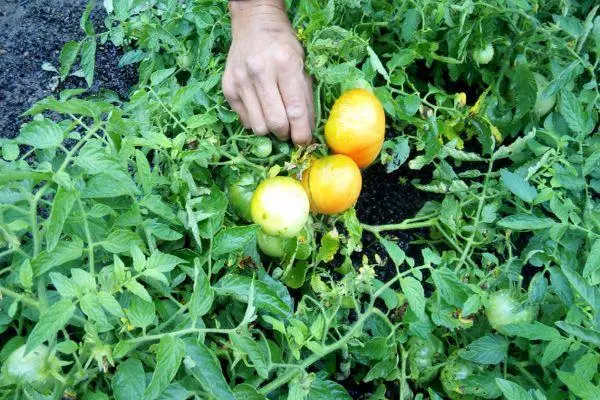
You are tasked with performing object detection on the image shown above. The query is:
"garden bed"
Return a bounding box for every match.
[0,1,599,400]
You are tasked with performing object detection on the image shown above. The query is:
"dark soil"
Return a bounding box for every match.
[0,0,136,139]
[356,162,437,281]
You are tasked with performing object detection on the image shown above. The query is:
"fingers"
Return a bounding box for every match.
[304,74,316,132]
[222,70,250,128]
[277,61,312,145]
[248,57,290,140]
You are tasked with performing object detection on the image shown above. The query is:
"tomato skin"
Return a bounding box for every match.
[407,335,445,384]
[251,176,309,238]
[533,73,556,116]
[0,345,54,393]
[228,173,255,222]
[473,44,494,65]
[257,230,290,258]
[325,89,385,168]
[485,290,537,334]
[176,51,193,70]
[251,137,273,158]
[301,154,362,215]
[440,353,478,400]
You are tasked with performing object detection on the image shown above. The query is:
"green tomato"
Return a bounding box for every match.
[440,353,477,400]
[473,43,494,65]
[257,230,291,258]
[407,335,445,384]
[228,173,255,222]
[533,73,556,116]
[250,176,309,238]
[1,345,54,393]
[485,290,537,334]
[176,51,193,70]
[252,136,273,158]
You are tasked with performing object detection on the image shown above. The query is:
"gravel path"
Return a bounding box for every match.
[0,0,136,138]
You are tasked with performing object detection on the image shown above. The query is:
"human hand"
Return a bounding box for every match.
[222,0,315,145]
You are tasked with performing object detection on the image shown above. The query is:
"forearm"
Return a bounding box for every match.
[229,0,288,35]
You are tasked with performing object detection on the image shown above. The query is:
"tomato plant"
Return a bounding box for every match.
[0,0,599,399]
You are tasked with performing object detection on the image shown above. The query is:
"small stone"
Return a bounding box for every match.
[23,51,29,57]
[0,49,6,55]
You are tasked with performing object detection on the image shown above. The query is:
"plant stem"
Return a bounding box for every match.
[124,326,235,344]
[361,217,437,233]
[259,310,373,395]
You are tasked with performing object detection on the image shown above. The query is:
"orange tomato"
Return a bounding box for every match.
[302,155,362,215]
[324,88,386,168]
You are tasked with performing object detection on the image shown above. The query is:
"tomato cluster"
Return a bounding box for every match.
[228,88,385,261]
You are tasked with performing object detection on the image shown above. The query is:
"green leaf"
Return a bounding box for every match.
[126,279,152,302]
[230,333,270,379]
[316,229,340,263]
[26,299,75,353]
[502,322,561,340]
[512,64,537,119]
[556,370,600,399]
[80,293,109,326]
[81,37,96,87]
[59,40,81,79]
[150,68,176,86]
[75,140,122,175]
[126,296,155,328]
[32,238,83,277]
[46,187,78,251]
[212,225,260,257]
[559,90,589,134]
[184,339,236,400]
[188,259,213,319]
[500,169,537,203]
[497,214,555,231]
[364,358,396,382]
[119,49,146,67]
[308,378,352,400]
[459,335,508,365]
[186,113,219,129]
[101,229,143,254]
[382,137,410,173]
[113,358,146,400]
[561,267,600,311]
[379,237,405,267]
[234,384,267,400]
[82,171,139,198]
[97,292,124,317]
[215,274,291,318]
[541,339,570,366]
[401,8,420,42]
[143,335,185,400]
[18,259,33,290]
[555,321,600,346]
[494,379,533,400]
[49,272,78,298]
[17,119,63,149]
[367,46,389,81]
[583,239,600,279]
[400,277,426,320]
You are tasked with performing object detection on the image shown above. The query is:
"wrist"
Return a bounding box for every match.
[230,0,288,32]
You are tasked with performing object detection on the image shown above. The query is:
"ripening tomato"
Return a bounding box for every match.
[252,136,273,158]
[440,353,478,400]
[485,290,537,334]
[228,173,255,222]
[257,230,290,258]
[472,44,494,65]
[325,89,385,168]
[533,73,556,117]
[407,335,445,384]
[301,154,362,215]
[0,345,55,393]
[251,176,309,238]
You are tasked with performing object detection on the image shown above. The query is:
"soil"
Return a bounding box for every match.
[0,0,136,139]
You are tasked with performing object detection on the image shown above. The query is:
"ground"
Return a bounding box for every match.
[0,0,136,139]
